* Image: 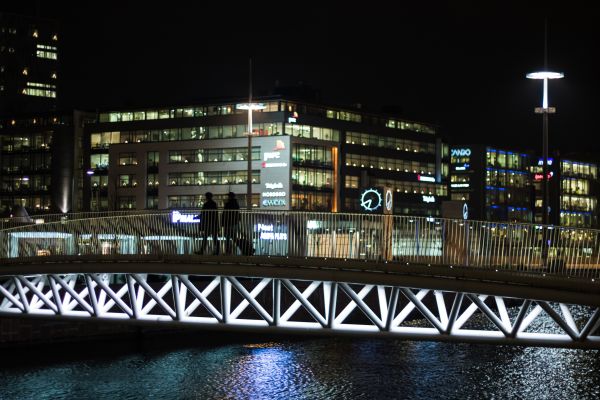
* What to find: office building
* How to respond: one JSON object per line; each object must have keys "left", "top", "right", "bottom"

{"left": 449, "top": 145, "right": 533, "bottom": 223}
{"left": 83, "top": 97, "right": 449, "bottom": 214}
{"left": 0, "top": 111, "right": 94, "bottom": 214}
{"left": 0, "top": 13, "right": 59, "bottom": 116}
{"left": 530, "top": 156, "right": 598, "bottom": 227}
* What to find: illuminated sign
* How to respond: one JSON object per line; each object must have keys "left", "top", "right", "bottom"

{"left": 451, "top": 183, "right": 470, "bottom": 188}
{"left": 264, "top": 152, "right": 281, "bottom": 161}
{"left": 262, "top": 199, "right": 286, "bottom": 207}
{"left": 360, "top": 188, "right": 383, "bottom": 212}
{"left": 274, "top": 140, "right": 286, "bottom": 151}
{"left": 463, "top": 203, "right": 469, "bottom": 220}
{"left": 418, "top": 175, "right": 435, "bottom": 182}
{"left": 262, "top": 191, "right": 286, "bottom": 197}
{"left": 287, "top": 112, "right": 299, "bottom": 124}
{"left": 455, "top": 163, "right": 470, "bottom": 171}
{"left": 422, "top": 195, "right": 436, "bottom": 203}
{"left": 261, "top": 136, "right": 291, "bottom": 210}
{"left": 262, "top": 162, "right": 288, "bottom": 168}
{"left": 534, "top": 172, "right": 554, "bottom": 181}
{"left": 537, "top": 158, "right": 554, "bottom": 166}
{"left": 257, "top": 223, "right": 288, "bottom": 240}
{"left": 451, "top": 148, "right": 472, "bottom": 157}
{"left": 171, "top": 211, "right": 200, "bottom": 223}
{"left": 384, "top": 188, "right": 393, "bottom": 214}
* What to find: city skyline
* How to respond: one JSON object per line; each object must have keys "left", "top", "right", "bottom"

{"left": 2, "top": 2, "right": 599, "bottom": 155}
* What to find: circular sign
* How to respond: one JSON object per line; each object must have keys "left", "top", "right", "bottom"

{"left": 462, "top": 203, "right": 469, "bottom": 220}
{"left": 385, "top": 189, "right": 393, "bottom": 212}
{"left": 360, "top": 188, "right": 383, "bottom": 212}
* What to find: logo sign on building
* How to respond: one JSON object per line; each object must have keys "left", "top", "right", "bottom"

{"left": 451, "top": 148, "right": 472, "bottom": 157}
{"left": 260, "top": 136, "right": 291, "bottom": 210}
{"left": 463, "top": 203, "right": 469, "bottom": 220}
{"left": 417, "top": 175, "right": 436, "bottom": 183}
{"left": 534, "top": 172, "right": 554, "bottom": 181}
{"left": 171, "top": 211, "right": 200, "bottom": 224}
{"left": 422, "top": 195, "right": 436, "bottom": 203}
{"left": 360, "top": 188, "right": 383, "bottom": 213}
{"left": 384, "top": 187, "right": 393, "bottom": 214}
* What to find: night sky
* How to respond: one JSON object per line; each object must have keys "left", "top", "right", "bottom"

{"left": 4, "top": 1, "right": 600, "bottom": 155}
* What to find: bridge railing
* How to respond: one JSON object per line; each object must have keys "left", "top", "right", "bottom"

{"left": 0, "top": 210, "right": 599, "bottom": 280}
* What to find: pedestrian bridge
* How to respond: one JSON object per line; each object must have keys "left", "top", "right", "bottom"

{"left": 1, "top": 210, "right": 599, "bottom": 348}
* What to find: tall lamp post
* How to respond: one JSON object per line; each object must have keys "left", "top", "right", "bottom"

{"left": 235, "top": 59, "right": 266, "bottom": 210}
{"left": 526, "top": 71, "right": 563, "bottom": 224}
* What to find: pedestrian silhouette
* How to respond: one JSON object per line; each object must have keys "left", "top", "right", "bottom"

{"left": 199, "top": 192, "right": 219, "bottom": 255}
{"left": 221, "top": 192, "right": 240, "bottom": 254}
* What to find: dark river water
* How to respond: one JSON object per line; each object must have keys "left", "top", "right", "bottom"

{"left": 1, "top": 333, "right": 599, "bottom": 400}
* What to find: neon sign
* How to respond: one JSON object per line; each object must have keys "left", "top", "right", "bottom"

{"left": 418, "top": 175, "right": 435, "bottom": 182}
{"left": 451, "top": 148, "right": 471, "bottom": 157}
{"left": 534, "top": 172, "right": 554, "bottom": 181}
{"left": 422, "top": 195, "right": 436, "bottom": 203}
{"left": 171, "top": 211, "right": 200, "bottom": 223}
{"left": 360, "top": 188, "right": 383, "bottom": 212}
{"left": 451, "top": 183, "right": 470, "bottom": 188}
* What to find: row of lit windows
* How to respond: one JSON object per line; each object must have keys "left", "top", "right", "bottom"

{"left": 292, "top": 145, "right": 334, "bottom": 167}
{"left": 560, "top": 195, "right": 597, "bottom": 213}
{"left": 0, "top": 196, "right": 51, "bottom": 211}
{"left": 345, "top": 154, "right": 436, "bottom": 175}
{"left": 90, "top": 124, "right": 283, "bottom": 147}
{"left": 1, "top": 132, "right": 52, "bottom": 152}
{"left": 167, "top": 171, "right": 259, "bottom": 186}
{"left": 485, "top": 170, "right": 529, "bottom": 188}
{"left": 345, "top": 131, "right": 436, "bottom": 154}
{"left": 284, "top": 124, "right": 340, "bottom": 141}
{"left": 561, "top": 160, "right": 598, "bottom": 179}
{"left": 486, "top": 149, "right": 530, "bottom": 170}
{"left": 35, "top": 50, "right": 57, "bottom": 60}
{"left": 98, "top": 102, "right": 281, "bottom": 123}
{"left": 560, "top": 211, "right": 594, "bottom": 228}
{"left": 22, "top": 87, "right": 56, "bottom": 98}
{"left": 169, "top": 147, "right": 260, "bottom": 164}
{"left": 324, "top": 109, "right": 435, "bottom": 134}
{"left": 561, "top": 178, "right": 590, "bottom": 195}
{"left": 1, "top": 175, "right": 51, "bottom": 192}
{"left": 1, "top": 153, "right": 51, "bottom": 173}
{"left": 118, "top": 175, "right": 137, "bottom": 188}
{"left": 291, "top": 167, "right": 333, "bottom": 190}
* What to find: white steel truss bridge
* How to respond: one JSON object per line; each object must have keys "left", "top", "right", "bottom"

{"left": 1, "top": 211, "right": 600, "bottom": 348}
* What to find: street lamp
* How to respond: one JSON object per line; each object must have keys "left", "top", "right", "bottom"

{"left": 526, "top": 70, "right": 563, "bottom": 225}
{"left": 235, "top": 59, "right": 266, "bottom": 209}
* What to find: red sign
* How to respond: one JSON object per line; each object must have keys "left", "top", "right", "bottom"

{"left": 534, "top": 172, "right": 553, "bottom": 181}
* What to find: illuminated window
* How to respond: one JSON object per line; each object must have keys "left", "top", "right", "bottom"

{"left": 32, "top": 30, "right": 39, "bottom": 38}
{"left": 51, "top": 72, "right": 57, "bottom": 79}
{"left": 52, "top": 34, "right": 58, "bottom": 41}
{"left": 22, "top": 68, "right": 28, "bottom": 76}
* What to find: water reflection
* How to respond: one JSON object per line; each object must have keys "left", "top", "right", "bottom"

{"left": 0, "top": 338, "right": 599, "bottom": 400}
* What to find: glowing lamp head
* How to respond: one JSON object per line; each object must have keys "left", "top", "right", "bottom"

{"left": 236, "top": 103, "right": 267, "bottom": 110}
{"left": 86, "top": 170, "right": 94, "bottom": 176}
{"left": 526, "top": 71, "right": 564, "bottom": 80}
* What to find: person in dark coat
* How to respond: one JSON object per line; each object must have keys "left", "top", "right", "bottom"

{"left": 199, "top": 192, "right": 219, "bottom": 255}
{"left": 221, "top": 192, "right": 240, "bottom": 254}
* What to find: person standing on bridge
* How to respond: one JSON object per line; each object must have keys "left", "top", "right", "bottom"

{"left": 221, "top": 192, "right": 240, "bottom": 255}
{"left": 199, "top": 192, "right": 219, "bottom": 255}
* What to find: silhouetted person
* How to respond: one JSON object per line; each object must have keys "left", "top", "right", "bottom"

{"left": 221, "top": 192, "right": 240, "bottom": 254}
{"left": 200, "top": 192, "right": 219, "bottom": 255}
